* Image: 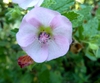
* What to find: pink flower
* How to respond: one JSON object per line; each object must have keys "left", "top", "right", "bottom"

{"left": 16, "top": 7, "right": 72, "bottom": 63}
{"left": 12, "top": 0, "right": 44, "bottom": 9}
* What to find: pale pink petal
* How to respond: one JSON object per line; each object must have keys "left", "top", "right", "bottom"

{"left": 12, "top": 0, "right": 44, "bottom": 9}
{"left": 16, "top": 23, "right": 38, "bottom": 47}
{"left": 50, "top": 15, "right": 72, "bottom": 31}
{"left": 23, "top": 16, "right": 41, "bottom": 28}
{"left": 19, "top": 0, "right": 40, "bottom": 9}
{"left": 28, "top": 0, "right": 44, "bottom": 7}
{"left": 50, "top": 15, "right": 72, "bottom": 44}
{"left": 35, "top": 0, "right": 44, "bottom": 6}
{"left": 47, "top": 35, "right": 69, "bottom": 61}
{"left": 22, "top": 40, "right": 48, "bottom": 63}
{"left": 24, "top": 7, "right": 60, "bottom": 27}
{"left": 12, "top": 0, "right": 25, "bottom": 4}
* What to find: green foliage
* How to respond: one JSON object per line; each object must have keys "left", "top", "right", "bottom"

{"left": 0, "top": 0, "right": 100, "bottom": 83}
{"left": 82, "top": 17, "right": 99, "bottom": 38}
{"left": 96, "top": 8, "right": 100, "bottom": 19}
{"left": 63, "top": 11, "right": 79, "bottom": 21}
{"left": 42, "top": 0, "right": 56, "bottom": 8}
{"left": 49, "top": 0, "right": 75, "bottom": 12}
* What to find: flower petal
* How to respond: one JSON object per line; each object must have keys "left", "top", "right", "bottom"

{"left": 35, "top": 0, "right": 44, "bottom": 6}
{"left": 12, "top": 0, "right": 25, "bottom": 4}
{"left": 23, "top": 16, "right": 42, "bottom": 28}
{"left": 22, "top": 40, "right": 48, "bottom": 63}
{"left": 19, "top": 0, "right": 40, "bottom": 9}
{"left": 24, "top": 7, "right": 60, "bottom": 27}
{"left": 47, "top": 35, "right": 69, "bottom": 61}
{"left": 50, "top": 15, "right": 72, "bottom": 44}
{"left": 12, "top": 0, "right": 44, "bottom": 9}
{"left": 16, "top": 23, "right": 37, "bottom": 47}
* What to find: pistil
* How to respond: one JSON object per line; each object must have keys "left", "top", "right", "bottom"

{"left": 38, "top": 32, "right": 51, "bottom": 44}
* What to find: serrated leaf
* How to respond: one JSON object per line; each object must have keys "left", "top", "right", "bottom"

{"left": 50, "top": 0, "right": 75, "bottom": 13}
{"left": 72, "top": 14, "right": 83, "bottom": 27}
{"left": 82, "top": 17, "right": 99, "bottom": 38}
{"left": 42, "top": 0, "right": 56, "bottom": 8}
{"left": 63, "top": 11, "right": 79, "bottom": 21}
{"left": 78, "top": 6, "right": 92, "bottom": 20}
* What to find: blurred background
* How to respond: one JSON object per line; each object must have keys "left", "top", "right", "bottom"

{"left": 0, "top": 0, "right": 100, "bottom": 83}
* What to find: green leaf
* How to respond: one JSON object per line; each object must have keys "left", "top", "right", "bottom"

{"left": 85, "top": 48, "right": 97, "bottom": 61}
{"left": 96, "top": 48, "right": 100, "bottom": 58}
{"left": 10, "top": 28, "right": 19, "bottom": 36}
{"left": 50, "top": 0, "right": 75, "bottom": 13}
{"left": 0, "top": 41, "right": 8, "bottom": 47}
{"left": 78, "top": 26, "right": 84, "bottom": 40}
{"left": 96, "top": 8, "right": 100, "bottom": 20}
{"left": 82, "top": 17, "right": 99, "bottom": 38}
{"left": 11, "top": 28, "right": 18, "bottom": 33}
{"left": 63, "top": 11, "right": 79, "bottom": 21}
{"left": 19, "top": 73, "right": 32, "bottom": 83}
{"left": 50, "top": 71, "right": 62, "bottom": 83}
{"left": 72, "top": 6, "right": 92, "bottom": 27}
{"left": 72, "top": 14, "right": 83, "bottom": 27}
{"left": 89, "top": 43, "right": 99, "bottom": 50}
{"left": 5, "top": 7, "right": 22, "bottom": 20}
{"left": 38, "top": 69, "right": 50, "bottom": 83}
{"left": 78, "top": 6, "right": 92, "bottom": 20}
{"left": 42, "top": 0, "right": 56, "bottom": 8}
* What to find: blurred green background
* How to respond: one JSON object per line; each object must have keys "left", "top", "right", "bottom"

{"left": 0, "top": 0, "right": 100, "bottom": 83}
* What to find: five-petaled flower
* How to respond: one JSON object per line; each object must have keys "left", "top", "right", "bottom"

{"left": 12, "top": 0, "right": 44, "bottom": 9}
{"left": 16, "top": 7, "right": 72, "bottom": 63}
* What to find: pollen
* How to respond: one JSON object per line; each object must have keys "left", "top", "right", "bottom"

{"left": 38, "top": 31, "right": 51, "bottom": 44}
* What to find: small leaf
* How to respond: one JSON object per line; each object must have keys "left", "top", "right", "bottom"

{"left": 96, "top": 48, "right": 100, "bottom": 58}
{"left": 85, "top": 48, "right": 97, "bottom": 61}
{"left": 63, "top": 11, "right": 79, "bottom": 21}
{"left": 89, "top": 43, "right": 99, "bottom": 50}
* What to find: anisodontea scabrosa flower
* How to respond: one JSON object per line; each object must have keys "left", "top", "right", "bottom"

{"left": 12, "top": 0, "right": 44, "bottom": 9}
{"left": 16, "top": 7, "right": 72, "bottom": 63}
